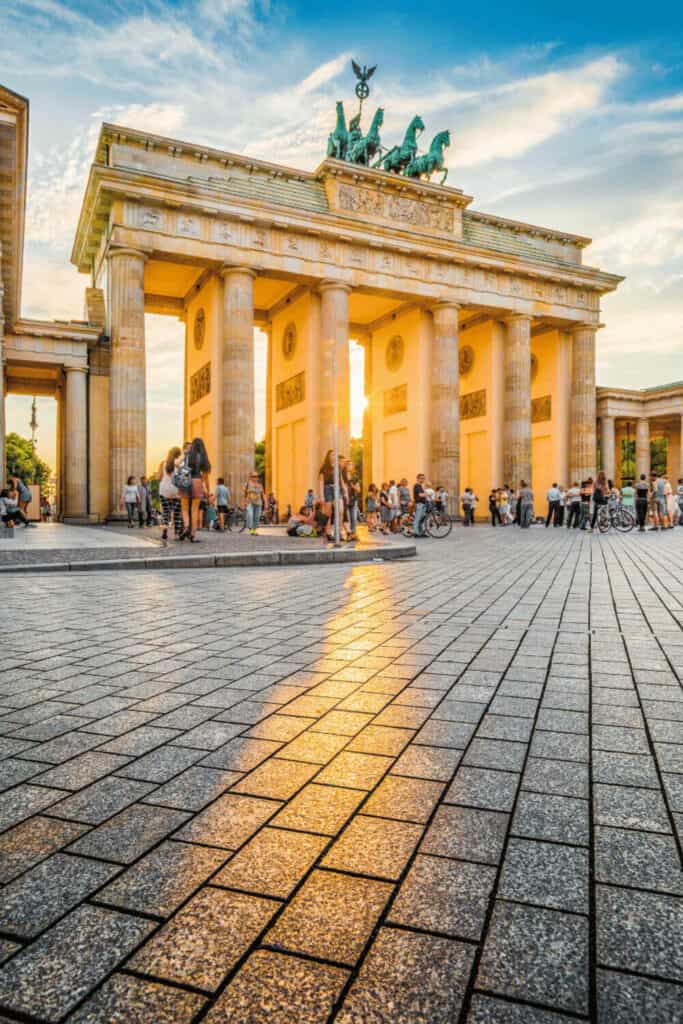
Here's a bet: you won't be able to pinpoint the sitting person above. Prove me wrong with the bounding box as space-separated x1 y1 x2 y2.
286 506 317 537
0 488 34 527
313 501 329 544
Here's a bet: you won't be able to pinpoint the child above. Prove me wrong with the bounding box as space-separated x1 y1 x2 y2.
123 476 138 528
424 481 436 503
215 478 230 531
499 488 510 524
205 493 217 530
366 484 378 532
243 472 265 535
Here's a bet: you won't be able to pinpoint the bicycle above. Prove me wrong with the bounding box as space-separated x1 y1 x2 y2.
225 507 247 532
400 501 453 539
596 503 635 534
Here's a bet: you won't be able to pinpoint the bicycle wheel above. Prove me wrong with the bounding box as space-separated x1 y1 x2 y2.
597 507 610 533
615 508 634 533
230 508 247 533
426 511 453 538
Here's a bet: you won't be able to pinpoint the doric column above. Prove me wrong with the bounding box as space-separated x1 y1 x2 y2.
503 314 533 485
264 322 273 494
431 302 460 509
636 418 650 478
570 324 597 481
360 335 373 495
220 266 256 497
679 414 683 480
318 281 351 461
600 415 616 483
108 247 147 517
0 330 5 488
64 366 88 520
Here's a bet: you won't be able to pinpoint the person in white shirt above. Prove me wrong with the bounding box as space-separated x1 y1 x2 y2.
565 482 582 529
122 476 139 528
546 483 562 527
388 479 400 531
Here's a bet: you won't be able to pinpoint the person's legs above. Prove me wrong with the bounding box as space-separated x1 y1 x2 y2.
413 502 426 536
545 502 553 527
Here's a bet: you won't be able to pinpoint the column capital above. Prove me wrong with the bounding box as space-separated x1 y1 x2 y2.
107 246 149 263
569 321 598 335
64 365 88 375
317 279 352 296
501 312 533 327
432 300 461 312
219 265 257 281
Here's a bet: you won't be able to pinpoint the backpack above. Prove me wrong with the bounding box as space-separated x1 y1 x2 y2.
172 460 192 492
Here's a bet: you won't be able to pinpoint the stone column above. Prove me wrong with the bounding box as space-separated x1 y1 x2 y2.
108 247 147 518
636 418 650 478
569 324 597 481
220 266 256 497
680 414 683 480
600 415 616 483
360 335 373 496
431 303 460 511
264 322 273 495
503 314 533 486
318 281 351 461
64 366 88 520
0 332 5 487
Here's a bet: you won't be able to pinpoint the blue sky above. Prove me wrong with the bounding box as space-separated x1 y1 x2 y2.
2 0 682 470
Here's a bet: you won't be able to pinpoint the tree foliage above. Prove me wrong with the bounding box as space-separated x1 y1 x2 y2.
254 439 266 484
5 433 51 489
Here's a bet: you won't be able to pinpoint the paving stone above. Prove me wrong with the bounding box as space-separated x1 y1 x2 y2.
421 805 509 864
48 776 155 824
247 715 313 742
233 758 319 800
593 724 650 753
201 735 281 771
99 726 182 757
592 750 660 788
521 756 589 798
373 703 432 728
388 854 496 939
663 771 683 811
68 803 190 863
476 715 534 742
529 730 590 762
213 827 327 898
23 730 101 763
80 709 159 737
143 766 242 810
536 709 588 734
272 782 365 835
35 751 131 790
67 972 206 1023
416 719 477 747
597 885 683 980
335 927 476 1023
595 826 683 894
8 714 92 742
130 886 278 991
654 742 683 773
596 969 683 1024
316 751 392 790
463 738 527 772
513 792 589 845
489 695 539 718
266 869 392 965
175 793 280 849
205 949 348 1023
115 743 204 782
0 757 46 789
499 838 589 913
0 783 69 831
593 783 671 832
322 814 422 880
432 699 486 723
347 724 414 756
468 994 578 1023
0 852 119 937
97 839 228 916
359 775 444 823
390 743 461 781
276 730 350 764
477 900 589 1014
445 766 519 811
0 904 155 1022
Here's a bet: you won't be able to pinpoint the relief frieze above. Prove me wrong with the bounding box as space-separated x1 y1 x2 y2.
276 370 305 412
531 395 552 423
384 383 408 416
190 362 211 405
460 388 486 420
337 183 454 233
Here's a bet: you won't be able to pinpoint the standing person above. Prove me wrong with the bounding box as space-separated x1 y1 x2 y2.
519 480 534 528
345 461 360 540
388 479 400 532
566 481 582 529
304 488 315 511
648 474 661 530
499 486 510 525
215 478 230 531
243 471 265 536
379 482 391 535
365 484 379 532
677 478 683 526
158 446 182 544
579 478 593 530
413 474 428 538
182 437 211 542
545 482 561 527
635 474 650 532
654 473 671 529
266 491 278 525
13 476 33 517
620 479 635 519
488 490 501 526
123 475 139 528
591 472 609 532
557 485 567 526
398 478 411 517
318 450 335 543
461 487 476 526
136 475 152 527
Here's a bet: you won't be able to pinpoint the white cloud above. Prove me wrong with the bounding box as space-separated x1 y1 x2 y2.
297 52 352 94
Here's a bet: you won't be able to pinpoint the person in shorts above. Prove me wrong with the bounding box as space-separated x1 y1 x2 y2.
215 478 230 531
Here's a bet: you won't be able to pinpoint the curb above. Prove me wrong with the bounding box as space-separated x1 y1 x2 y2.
0 543 416 574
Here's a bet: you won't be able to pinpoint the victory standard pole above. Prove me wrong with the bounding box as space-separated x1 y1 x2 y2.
331 324 342 548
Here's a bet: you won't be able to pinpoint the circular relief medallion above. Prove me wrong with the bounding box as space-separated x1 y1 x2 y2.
530 353 539 381
386 334 405 373
282 323 297 361
459 345 474 376
194 308 206 350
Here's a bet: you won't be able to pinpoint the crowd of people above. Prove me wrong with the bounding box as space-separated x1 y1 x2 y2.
0 476 37 529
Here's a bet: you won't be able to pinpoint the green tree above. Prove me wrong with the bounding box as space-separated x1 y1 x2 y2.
651 438 668 477
349 437 363 482
254 439 266 484
5 433 51 489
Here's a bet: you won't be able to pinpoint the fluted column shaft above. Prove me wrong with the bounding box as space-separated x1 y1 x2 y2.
636 418 650 479
108 248 147 517
503 314 533 485
600 415 616 483
570 324 597 481
679 415 683 480
0 330 5 488
431 303 460 508
360 336 373 495
318 282 351 461
221 267 256 497
264 323 273 495
64 367 88 519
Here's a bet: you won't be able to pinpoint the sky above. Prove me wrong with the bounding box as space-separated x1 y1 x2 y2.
2 0 682 473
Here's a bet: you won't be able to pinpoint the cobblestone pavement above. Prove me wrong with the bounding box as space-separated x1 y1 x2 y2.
0 528 682 1023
